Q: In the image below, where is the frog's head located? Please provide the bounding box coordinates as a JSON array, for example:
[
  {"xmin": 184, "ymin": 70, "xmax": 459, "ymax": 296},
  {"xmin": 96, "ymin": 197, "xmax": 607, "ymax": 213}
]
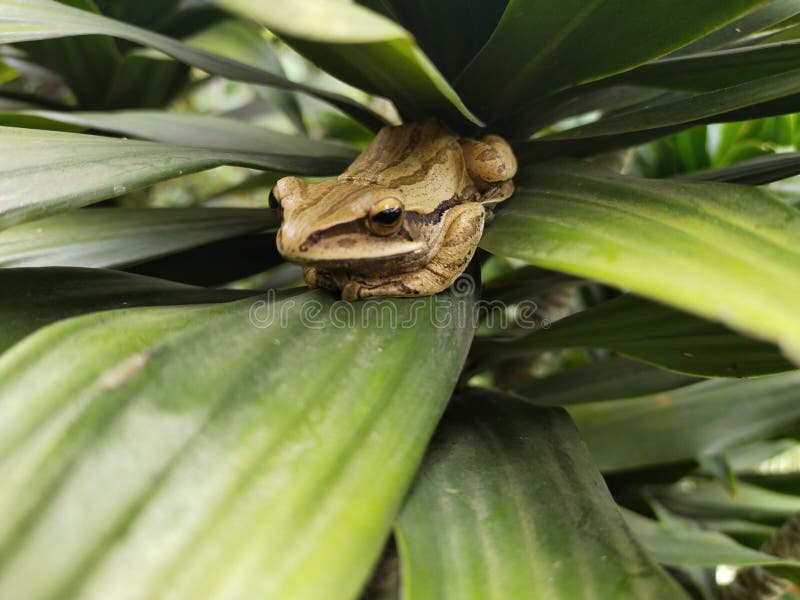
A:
[{"xmin": 271, "ymin": 176, "xmax": 433, "ymax": 271}]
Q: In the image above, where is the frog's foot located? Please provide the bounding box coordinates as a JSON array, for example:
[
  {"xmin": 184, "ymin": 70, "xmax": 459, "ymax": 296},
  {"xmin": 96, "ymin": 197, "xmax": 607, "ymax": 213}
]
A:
[
  {"xmin": 344, "ymin": 203, "xmax": 486, "ymax": 300},
  {"xmin": 303, "ymin": 266, "xmax": 339, "ymax": 293},
  {"xmin": 481, "ymin": 180, "xmax": 515, "ymax": 207},
  {"xmin": 461, "ymin": 134, "xmax": 518, "ymax": 185}
]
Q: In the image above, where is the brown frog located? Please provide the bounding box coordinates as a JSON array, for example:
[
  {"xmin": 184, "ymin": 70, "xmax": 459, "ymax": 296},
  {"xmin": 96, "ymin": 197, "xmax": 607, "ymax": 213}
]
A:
[{"xmin": 270, "ymin": 118, "xmax": 517, "ymax": 300}]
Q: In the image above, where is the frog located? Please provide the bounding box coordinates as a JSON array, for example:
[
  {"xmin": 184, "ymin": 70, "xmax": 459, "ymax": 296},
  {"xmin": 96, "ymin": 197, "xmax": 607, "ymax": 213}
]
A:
[{"xmin": 270, "ymin": 118, "xmax": 517, "ymax": 301}]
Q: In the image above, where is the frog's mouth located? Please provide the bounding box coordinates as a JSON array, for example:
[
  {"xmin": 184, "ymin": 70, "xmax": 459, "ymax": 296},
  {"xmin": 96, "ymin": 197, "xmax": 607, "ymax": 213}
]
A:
[{"xmin": 277, "ymin": 220, "xmax": 430, "ymax": 273}]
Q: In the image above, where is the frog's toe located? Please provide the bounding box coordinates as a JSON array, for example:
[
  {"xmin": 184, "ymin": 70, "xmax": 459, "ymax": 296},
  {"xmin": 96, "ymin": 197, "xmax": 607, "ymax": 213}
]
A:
[
  {"xmin": 303, "ymin": 266, "xmax": 320, "ymax": 288},
  {"xmin": 304, "ymin": 267, "xmax": 342, "ymax": 295},
  {"xmin": 461, "ymin": 134, "xmax": 518, "ymax": 184},
  {"xmin": 341, "ymin": 281, "xmax": 362, "ymax": 302}
]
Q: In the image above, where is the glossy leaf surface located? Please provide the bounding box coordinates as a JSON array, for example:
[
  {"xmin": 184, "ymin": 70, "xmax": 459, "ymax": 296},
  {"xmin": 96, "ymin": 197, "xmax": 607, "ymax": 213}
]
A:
[
  {"xmin": 0, "ymin": 287, "xmax": 476, "ymax": 600},
  {"xmin": 396, "ymin": 390, "xmax": 688, "ymax": 600},
  {"xmin": 480, "ymin": 161, "xmax": 800, "ymax": 366}
]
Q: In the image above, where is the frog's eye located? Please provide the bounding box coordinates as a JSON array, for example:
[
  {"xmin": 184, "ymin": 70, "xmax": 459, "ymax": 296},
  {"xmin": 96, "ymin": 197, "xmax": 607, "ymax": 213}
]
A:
[
  {"xmin": 268, "ymin": 188, "xmax": 283, "ymax": 220},
  {"xmin": 368, "ymin": 197, "xmax": 404, "ymax": 236}
]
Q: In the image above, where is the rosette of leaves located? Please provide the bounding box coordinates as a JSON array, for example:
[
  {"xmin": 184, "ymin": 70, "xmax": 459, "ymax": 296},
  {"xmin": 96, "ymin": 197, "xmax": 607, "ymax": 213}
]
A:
[{"xmin": 2, "ymin": 1, "xmax": 800, "ymax": 599}]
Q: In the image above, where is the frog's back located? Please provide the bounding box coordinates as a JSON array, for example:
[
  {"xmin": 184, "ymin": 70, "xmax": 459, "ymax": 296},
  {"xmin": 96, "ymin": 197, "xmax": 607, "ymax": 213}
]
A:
[{"xmin": 340, "ymin": 119, "xmax": 472, "ymax": 209}]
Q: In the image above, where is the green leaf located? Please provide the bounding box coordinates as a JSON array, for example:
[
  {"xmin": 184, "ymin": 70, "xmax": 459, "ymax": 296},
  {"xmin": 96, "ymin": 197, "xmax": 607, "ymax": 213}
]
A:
[
  {"xmin": 454, "ymin": 0, "xmax": 770, "ymax": 127},
  {"xmin": 742, "ymin": 473, "xmax": 800, "ymax": 497},
  {"xmin": 722, "ymin": 440, "xmax": 799, "ymax": 474},
  {"xmin": 697, "ymin": 454, "xmax": 738, "ymax": 496},
  {"xmin": 0, "ymin": 0, "xmax": 386, "ymax": 129},
  {"xmin": 103, "ymin": 52, "xmax": 189, "ymax": 110},
  {"xmin": 476, "ymin": 293, "xmax": 794, "ymax": 378},
  {"xmin": 568, "ymin": 372, "xmax": 800, "ymax": 472},
  {"xmin": 656, "ymin": 480, "xmax": 800, "ymax": 523},
  {"xmin": 0, "ymin": 267, "xmax": 251, "ymax": 354},
  {"xmin": 17, "ymin": 0, "xmax": 121, "ymax": 109},
  {"xmin": 0, "ymin": 110, "xmax": 355, "ymax": 158},
  {"xmin": 480, "ymin": 160, "xmax": 800, "ymax": 367},
  {"xmin": 499, "ymin": 83, "xmax": 667, "ymax": 141},
  {"xmin": 0, "ymin": 286, "xmax": 475, "ymax": 600},
  {"xmin": 357, "ymin": 0, "xmax": 508, "ymax": 82},
  {"xmin": 619, "ymin": 41, "xmax": 800, "ymax": 92},
  {"xmin": 395, "ymin": 390, "xmax": 688, "ymax": 600},
  {"xmin": 681, "ymin": 152, "xmax": 800, "ymax": 185},
  {"xmin": 506, "ymin": 357, "xmax": 699, "ymax": 406},
  {"xmin": 187, "ymin": 19, "xmax": 305, "ymax": 133},
  {"xmin": 675, "ymin": 0, "xmax": 800, "ymax": 55},
  {"xmin": 217, "ymin": 0, "xmax": 481, "ymax": 129},
  {"xmin": 0, "ymin": 208, "xmax": 275, "ymax": 269},
  {"xmin": 0, "ymin": 126, "xmax": 348, "ymax": 229},
  {"xmin": 94, "ymin": 0, "xmax": 181, "ymax": 29},
  {"xmin": 623, "ymin": 508, "xmax": 800, "ymax": 577},
  {"xmin": 516, "ymin": 96, "xmax": 800, "ymax": 164},
  {"xmin": 517, "ymin": 68, "xmax": 800, "ymax": 159},
  {"xmin": 697, "ymin": 518, "xmax": 777, "ymax": 548}
]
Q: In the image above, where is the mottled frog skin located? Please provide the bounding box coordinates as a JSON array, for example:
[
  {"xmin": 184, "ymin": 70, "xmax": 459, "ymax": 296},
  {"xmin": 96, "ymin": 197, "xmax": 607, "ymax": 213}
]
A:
[{"xmin": 271, "ymin": 118, "xmax": 517, "ymax": 300}]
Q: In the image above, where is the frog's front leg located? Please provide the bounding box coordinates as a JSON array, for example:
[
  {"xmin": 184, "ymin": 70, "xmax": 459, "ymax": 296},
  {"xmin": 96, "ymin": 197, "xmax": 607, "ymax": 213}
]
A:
[
  {"xmin": 460, "ymin": 134, "xmax": 518, "ymax": 204},
  {"xmin": 341, "ymin": 203, "xmax": 486, "ymax": 300},
  {"xmin": 303, "ymin": 266, "xmax": 341, "ymax": 293}
]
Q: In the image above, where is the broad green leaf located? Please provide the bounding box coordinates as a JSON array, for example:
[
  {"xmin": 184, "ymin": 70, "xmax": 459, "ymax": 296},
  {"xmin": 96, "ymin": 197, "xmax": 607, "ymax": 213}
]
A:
[
  {"xmin": 480, "ymin": 160, "xmax": 800, "ymax": 367},
  {"xmin": 507, "ymin": 357, "xmax": 699, "ymax": 406},
  {"xmin": 682, "ymin": 152, "xmax": 800, "ymax": 185},
  {"xmin": 623, "ymin": 508, "xmax": 800, "ymax": 578},
  {"xmin": 0, "ymin": 110, "xmax": 355, "ymax": 158},
  {"xmin": 217, "ymin": 0, "xmax": 481, "ymax": 128},
  {"xmin": 187, "ymin": 19, "xmax": 305, "ymax": 133},
  {"xmin": 0, "ymin": 126, "xmax": 347, "ymax": 229},
  {"xmin": 0, "ymin": 0, "xmax": 386, "ymax": 129},
  {"xmin": 568, "ymin": 372, "xmax": 800, "ymax": 472},
  {"xmin": 0, "ymin": 208, "xmax": 275, "ymax": 269},
  {"xmin": 455, "ymin": 0, "xmax": 770, "ymax": 126},
  {"xmin": 0, "ymin": 267, "xmax": 251, "ymax": 354},
  {"xmin": 675, "ymin": 0, "xmax": 800, "ymax": 55},
  {"xmin": 0, "ymin": 287, "xmax": 476, "ymax": 600},
  {"xmin": 395, "ymin": 390, "xmax": 688, "ymax": 600},
  {"xmin": 357, "ymin": 0, "xmax": 508, "ymax": 82},
  {"xmin": 476, "ymin": 294, "xmax": 794, "ymax": 378}
]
